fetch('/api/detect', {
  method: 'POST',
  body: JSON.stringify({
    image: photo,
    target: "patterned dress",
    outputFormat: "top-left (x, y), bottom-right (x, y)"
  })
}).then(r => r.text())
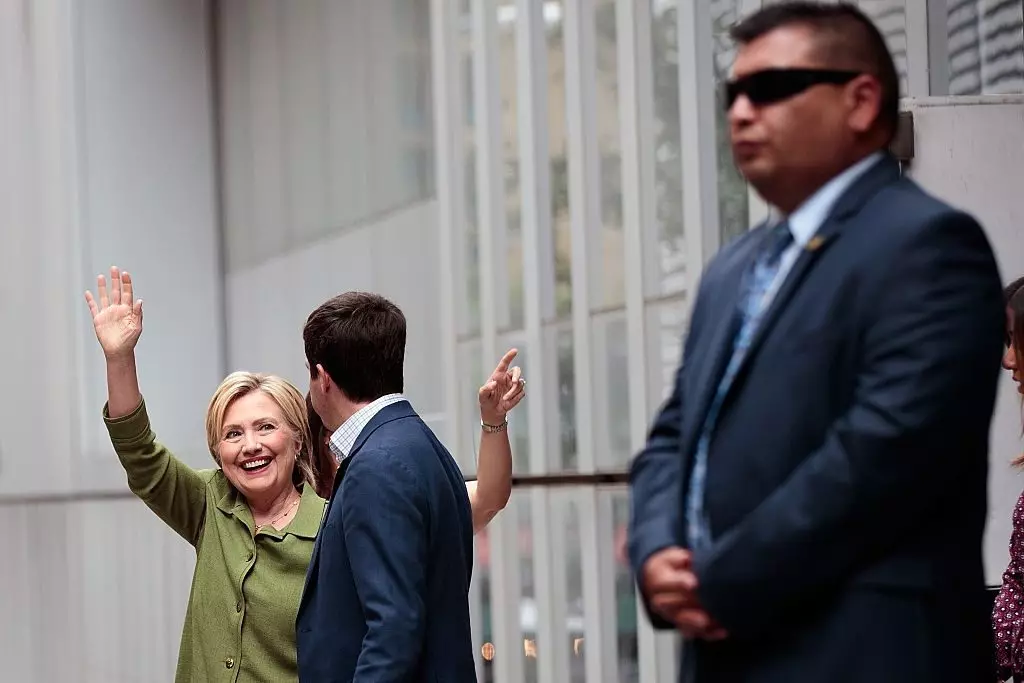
top-left (995, 489), bottom-right (1024, 681)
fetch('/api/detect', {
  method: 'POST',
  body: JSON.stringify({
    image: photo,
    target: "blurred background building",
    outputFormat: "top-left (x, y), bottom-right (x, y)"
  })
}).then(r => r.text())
top-left (0, 0), bottom-right (1022, 681)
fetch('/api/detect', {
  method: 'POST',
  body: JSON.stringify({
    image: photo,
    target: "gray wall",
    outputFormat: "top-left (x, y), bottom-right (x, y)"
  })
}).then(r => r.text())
top-left (1, 0), bottom-right (222, 680)
top-left (906, 98), bottom-right (1024, 585)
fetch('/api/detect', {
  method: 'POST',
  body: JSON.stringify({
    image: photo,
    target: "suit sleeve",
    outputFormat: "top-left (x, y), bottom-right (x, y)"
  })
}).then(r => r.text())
top-left (341, 448), bottom-right (428, 681)
top-left (692, 211), bottom-right (1004, 637)
top-left (628, 288), bottom-right (706, 629)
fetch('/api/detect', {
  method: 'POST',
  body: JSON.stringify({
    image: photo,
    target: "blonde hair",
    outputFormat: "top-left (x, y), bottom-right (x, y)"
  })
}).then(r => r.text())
top-left (205, 371), bottom-right (315, 489)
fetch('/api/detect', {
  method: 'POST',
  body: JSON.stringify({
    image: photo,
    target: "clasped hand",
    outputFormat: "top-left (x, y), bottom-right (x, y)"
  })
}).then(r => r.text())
top-left (642, 546), bottom-right (727, 640)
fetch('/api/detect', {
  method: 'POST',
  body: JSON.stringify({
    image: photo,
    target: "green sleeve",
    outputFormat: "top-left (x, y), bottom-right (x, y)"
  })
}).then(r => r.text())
top-left (104, 399), bottom-right (214, 547)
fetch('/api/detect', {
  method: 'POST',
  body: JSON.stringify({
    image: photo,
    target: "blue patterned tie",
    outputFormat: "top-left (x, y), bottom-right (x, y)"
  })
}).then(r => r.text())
top-left (685, 221), bottom-right (794, 549)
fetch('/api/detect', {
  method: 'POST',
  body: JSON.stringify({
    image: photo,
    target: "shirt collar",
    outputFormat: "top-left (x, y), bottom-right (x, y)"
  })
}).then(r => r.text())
top-left (784, 152), bottom-right (883, 248)
top-left (328, 393), bottom-right (407, 462)
top-left (215, 478), bottom-right (326, 540)
top-left (255, 482), bottom-right (325, 540)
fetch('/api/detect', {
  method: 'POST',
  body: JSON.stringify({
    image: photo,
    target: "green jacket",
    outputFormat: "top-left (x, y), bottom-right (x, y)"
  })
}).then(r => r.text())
top-left (105, 400), bottom-right (326, 683)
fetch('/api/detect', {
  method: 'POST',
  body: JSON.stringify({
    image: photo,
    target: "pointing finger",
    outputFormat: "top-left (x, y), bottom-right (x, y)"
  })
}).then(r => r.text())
top-left (494, 348), bottom-right (518, 375)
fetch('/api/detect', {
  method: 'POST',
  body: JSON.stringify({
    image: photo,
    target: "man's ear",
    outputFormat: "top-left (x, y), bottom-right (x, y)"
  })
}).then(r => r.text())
top-left (316, 364), bottom-right (331, 395)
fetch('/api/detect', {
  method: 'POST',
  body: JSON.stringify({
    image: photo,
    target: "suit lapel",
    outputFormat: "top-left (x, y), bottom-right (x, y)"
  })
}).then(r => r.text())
top-left (725, 154), bottom-right (901, 391)
top-left (298, 400), bottom-right (418, 611)
top-left (689, 237), bottom-right (760, 431)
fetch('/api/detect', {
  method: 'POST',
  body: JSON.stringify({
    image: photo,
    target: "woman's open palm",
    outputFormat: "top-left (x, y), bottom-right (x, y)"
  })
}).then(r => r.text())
top-left (84, 266), bottom-right (143, 358)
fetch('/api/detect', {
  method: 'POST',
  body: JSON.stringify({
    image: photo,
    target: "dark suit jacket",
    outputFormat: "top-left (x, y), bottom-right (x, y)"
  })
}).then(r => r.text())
top-left (296, 401), bottom-right (476, 682)
top-left (628, 155), bottom-right (1005, 682)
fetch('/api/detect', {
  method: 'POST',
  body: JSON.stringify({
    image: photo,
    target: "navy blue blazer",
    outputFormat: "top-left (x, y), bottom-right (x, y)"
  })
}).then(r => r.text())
top-left (628, 155), bottom-right (1005, 682)
top-left (296, 401), bottom-right (476, 682)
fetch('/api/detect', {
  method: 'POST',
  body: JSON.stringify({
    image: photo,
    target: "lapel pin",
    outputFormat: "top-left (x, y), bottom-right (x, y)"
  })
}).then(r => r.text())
top-left (805, 236), bottom-right (826, 252)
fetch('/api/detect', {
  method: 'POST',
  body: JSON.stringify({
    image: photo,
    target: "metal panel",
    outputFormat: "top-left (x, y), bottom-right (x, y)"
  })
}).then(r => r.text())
top-left (471, 3), bottom-right (525, 682)
top-left (678, 0), bottom-right (722, 278)
top-left (613, 0), bottom-right (660, 680)
top-left (512, 1), bottom-right (571, 682)
top-left (617, 4), bottom-right (678, 680)
top-left (562, 1), bottom-right (623, 681)
top-left (904, 0), bottom-right (932, 96)
top-left (515, 0), bottom-right (555, 481)
top-left (430, 0), bottom-right (481, 674)
top-left (903, 96), bottom-right (1024, 587)
top-left (925, 0), bottom-right (950, 95)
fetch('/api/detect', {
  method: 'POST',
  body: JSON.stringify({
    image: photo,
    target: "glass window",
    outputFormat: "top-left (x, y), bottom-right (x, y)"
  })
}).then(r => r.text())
top-left (650, 0), bottom-right (686, 297)
top-left (563, 496), bottom-right (586, 682)
top-left (611, 489), bottom-right (639, 682)
top-left (554, 325), bottom-right (578, 471)
top-left (855, 0), bottom-right (910, 96)
top-left (458, 340), bottom-right (484, 471)
top-left (712, 0), bottom-right (752, 247)
top-left (593, 314), bottom-right (632, 469)
top-left (547, 1), bottom-right (574, 321)
top-left (461, 14), bottom-right (482, 336)
top-left (517, 495), bottom-right (539, 682)
top-left (503, 337), bottom-right (533, 474)
top-left (595, 0), bottom-right (626, 310)
top-left (646, 299), bottom-right (687, 410)
top-left (499, 1), bottom-right (525, 331)
top-left (945, 0), bottom-right (1024, 95)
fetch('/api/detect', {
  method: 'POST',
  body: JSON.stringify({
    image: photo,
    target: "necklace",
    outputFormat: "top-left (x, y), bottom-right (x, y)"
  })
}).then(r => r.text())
top-left (254, 494), bottom-right (300, 533)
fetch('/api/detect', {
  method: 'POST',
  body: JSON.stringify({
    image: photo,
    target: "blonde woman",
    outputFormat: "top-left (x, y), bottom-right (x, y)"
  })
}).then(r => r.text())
top-left (84, 267), bottom-right (524, 683)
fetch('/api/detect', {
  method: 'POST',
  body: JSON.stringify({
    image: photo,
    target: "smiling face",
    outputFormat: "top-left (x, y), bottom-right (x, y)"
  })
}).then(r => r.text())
top-left (216, 391), bottom-right (300, 502)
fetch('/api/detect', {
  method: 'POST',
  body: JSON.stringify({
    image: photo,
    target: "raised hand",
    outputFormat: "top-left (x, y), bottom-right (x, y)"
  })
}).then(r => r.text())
top-left (478, 348), bottom-right (526, 425)
top-left (84, 266), bottom-right (144, 359)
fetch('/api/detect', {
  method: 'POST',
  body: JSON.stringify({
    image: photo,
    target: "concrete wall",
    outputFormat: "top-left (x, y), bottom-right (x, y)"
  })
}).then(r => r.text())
top-left (0, 0), bottom-right (222, 680)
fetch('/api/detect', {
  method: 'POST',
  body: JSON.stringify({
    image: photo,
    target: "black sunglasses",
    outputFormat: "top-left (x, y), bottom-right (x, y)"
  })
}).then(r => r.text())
top-left (722, 68), bottom-right (860, 110)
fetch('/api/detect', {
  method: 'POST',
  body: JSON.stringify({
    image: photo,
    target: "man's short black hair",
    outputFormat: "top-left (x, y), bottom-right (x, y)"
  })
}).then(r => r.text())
top-left (730, 1), bottom-right (900, 140)
top-left (303, 291), bottom-right (406, 402)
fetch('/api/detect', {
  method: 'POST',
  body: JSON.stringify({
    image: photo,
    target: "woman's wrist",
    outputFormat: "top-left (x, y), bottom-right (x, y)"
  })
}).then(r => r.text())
top-left (480, 413), bottom-right (507, 430)
top-left (104, 350), bottom-right (137, 366)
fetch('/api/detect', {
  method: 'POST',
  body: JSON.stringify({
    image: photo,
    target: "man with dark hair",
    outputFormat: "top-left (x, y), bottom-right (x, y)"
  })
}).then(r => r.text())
top-left (296, 291), bottom-right (476, 682)
top-left (629, 2), bottom-right (1004, 681)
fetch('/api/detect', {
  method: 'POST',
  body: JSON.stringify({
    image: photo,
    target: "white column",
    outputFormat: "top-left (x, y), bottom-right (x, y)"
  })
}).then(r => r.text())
top-left (431, 0), bottom-right (482, 674)
top-left (516, 0), bottom-right (572, 676)
top-left (904, 0), bottom-right (934, 97)
top-left (471, 2), bottom-right (526, 682)
top-left (678, 0), bottom-right (722, 279)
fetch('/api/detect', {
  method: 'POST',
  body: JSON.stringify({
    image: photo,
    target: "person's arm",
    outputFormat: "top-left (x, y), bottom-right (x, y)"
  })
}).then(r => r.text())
top-left (692, 212), bottom-right (1005, 638)
top-left (342, 448), bottom-right (428, 681)
top-left (466, 348), bottom-right (525, 533)
top-left (994, 494), bottom-right (1024, 682)
top-left (104, 395), bottom-right (211, 546)
top-left (627, 356), bottom-right (686, 630)
top-left (87, 267), bottom-right (209, 546)
top-left (626, 264), bottom-right (717, 632)
top-left (467, 427), bottom-right (512, 534)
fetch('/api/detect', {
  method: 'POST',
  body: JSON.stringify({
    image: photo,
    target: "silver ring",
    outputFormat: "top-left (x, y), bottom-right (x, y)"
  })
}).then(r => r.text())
top-left (519, 378), bottom-right (526, 387)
